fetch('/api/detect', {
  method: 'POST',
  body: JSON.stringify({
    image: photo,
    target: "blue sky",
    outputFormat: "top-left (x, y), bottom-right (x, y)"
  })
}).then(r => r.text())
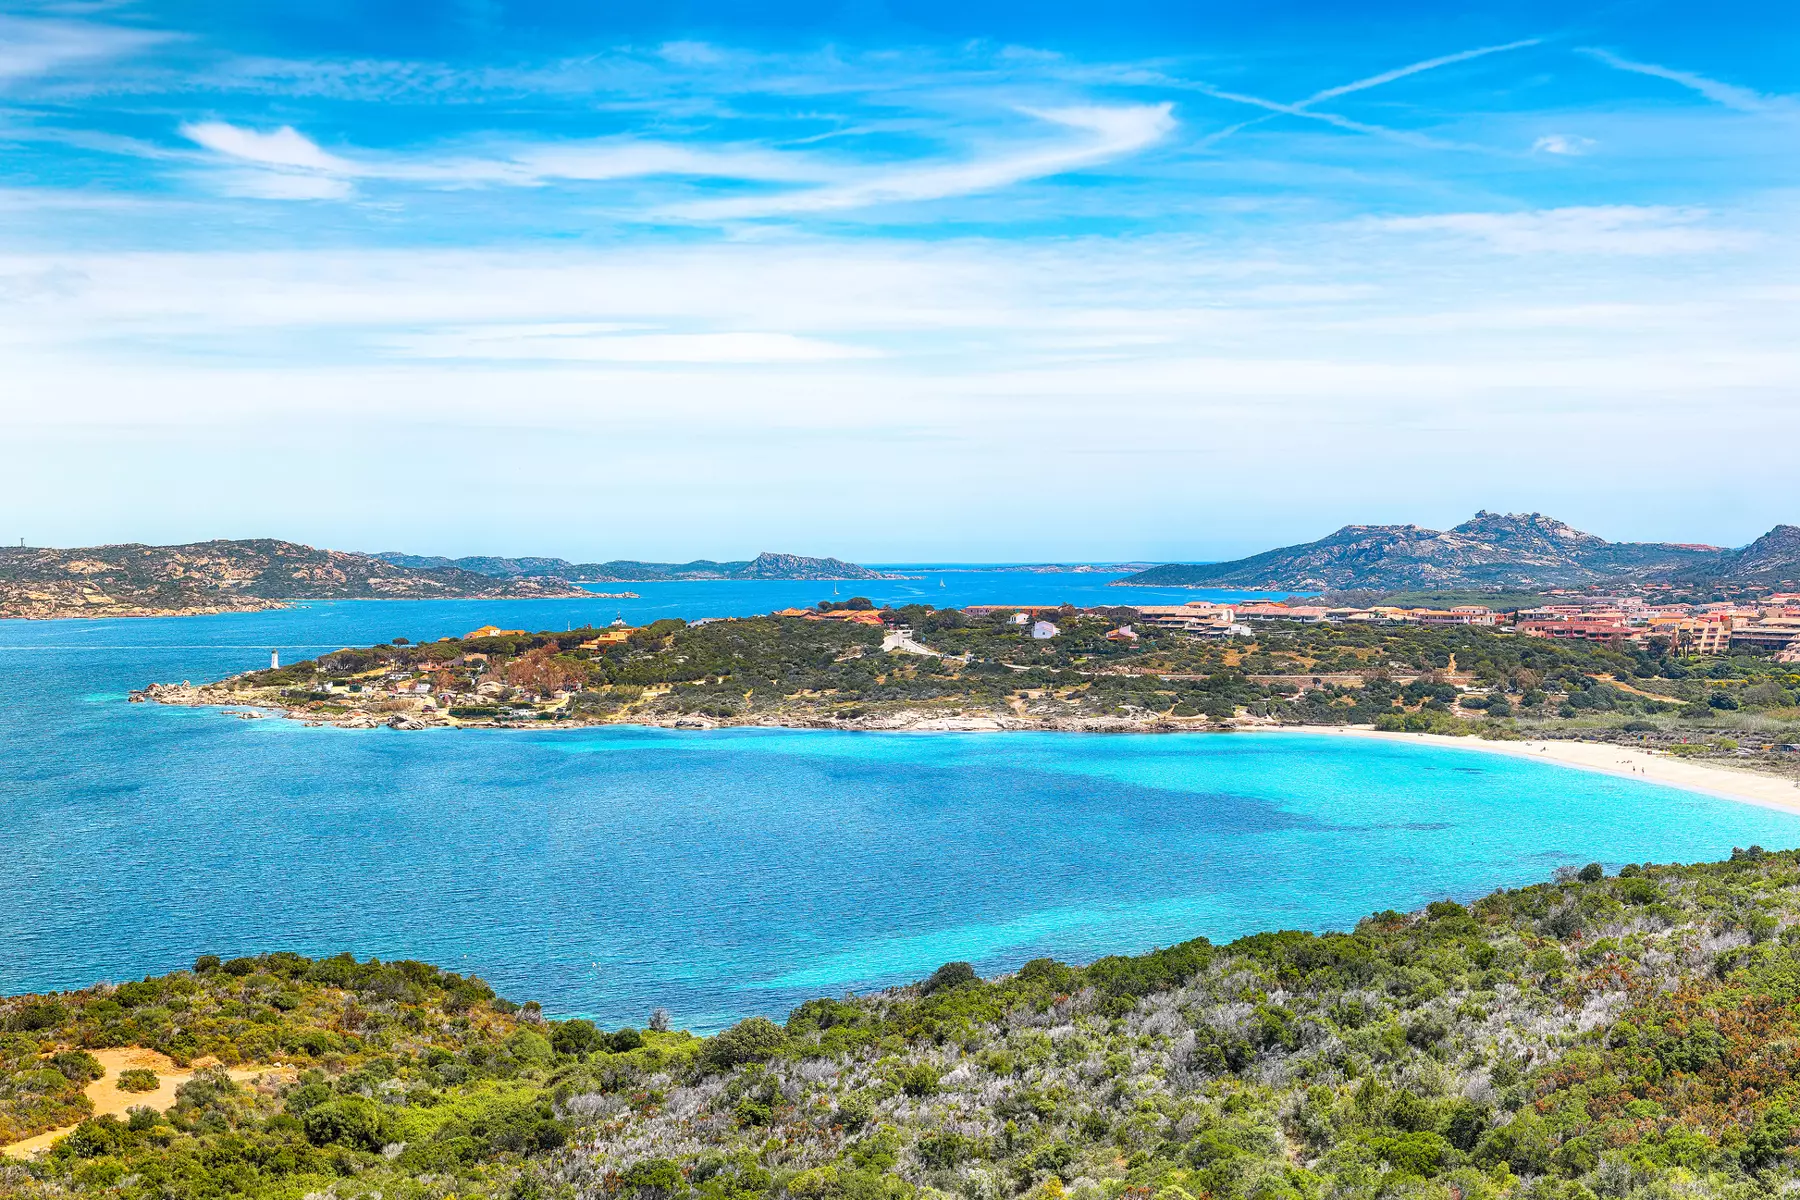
top-left (2, 0), bottom-right (1796, 561)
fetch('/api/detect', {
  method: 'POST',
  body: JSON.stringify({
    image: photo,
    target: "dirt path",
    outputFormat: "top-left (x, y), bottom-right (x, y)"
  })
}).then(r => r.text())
top-left (2, 1048), bottom-right (288, 1160)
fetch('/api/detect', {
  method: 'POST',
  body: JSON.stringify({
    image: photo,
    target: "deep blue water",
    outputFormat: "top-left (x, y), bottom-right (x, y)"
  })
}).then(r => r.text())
top-left (4, 571), bottom-right (1799, 1032)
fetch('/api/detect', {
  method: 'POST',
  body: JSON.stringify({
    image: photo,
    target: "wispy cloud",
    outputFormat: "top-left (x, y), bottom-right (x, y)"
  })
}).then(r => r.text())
top-left (675, 103), bottom-right (1176, 218)
top-left (175, 104), bottom-right (1175, 215)
top-left (0, 13), bottom-right (171, 83)
top-left (1532, 133), bottom-right (1595, 156)
top-left (1373, 205), bottom-right (1749, 255)
top-left (1579, 48), bottom-right (1774, 112)
top-left (178, 120), bottom-right (833, 198)
top-left (1180, 39), bottom-right (1541, 152)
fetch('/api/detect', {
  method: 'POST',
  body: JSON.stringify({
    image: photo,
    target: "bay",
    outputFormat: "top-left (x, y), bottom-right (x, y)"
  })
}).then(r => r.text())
top-left (4, 571), bottom-right (1797, 1032)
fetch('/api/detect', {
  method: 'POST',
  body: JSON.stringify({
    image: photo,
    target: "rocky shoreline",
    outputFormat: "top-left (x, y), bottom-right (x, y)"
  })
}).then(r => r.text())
top-left (131, 680), bottom-right (1228, 734)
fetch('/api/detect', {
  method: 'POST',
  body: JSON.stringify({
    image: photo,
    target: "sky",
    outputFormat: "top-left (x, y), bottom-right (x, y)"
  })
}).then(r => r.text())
top-left (1, 0), bottom-right (1796, 563)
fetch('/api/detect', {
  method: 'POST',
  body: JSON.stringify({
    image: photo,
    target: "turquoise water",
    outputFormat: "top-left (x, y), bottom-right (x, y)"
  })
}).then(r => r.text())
top-left (4, 573), bottom-right (1798, 1031)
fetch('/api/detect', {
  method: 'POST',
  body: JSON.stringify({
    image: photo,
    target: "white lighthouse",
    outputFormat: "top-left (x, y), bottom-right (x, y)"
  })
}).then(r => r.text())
top-left (270, 649), bottom-right (280, 669)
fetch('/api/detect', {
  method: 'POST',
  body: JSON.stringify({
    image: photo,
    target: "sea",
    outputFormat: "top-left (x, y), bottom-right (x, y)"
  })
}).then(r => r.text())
top-left (4, 569), bottom-right (1798, 1031)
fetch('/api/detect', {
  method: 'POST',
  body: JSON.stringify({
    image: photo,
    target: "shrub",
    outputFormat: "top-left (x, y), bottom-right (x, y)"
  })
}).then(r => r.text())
top-left (301, 1096), bottom-right (389, 1150)
top-left (702, 1016), bottom-right (785, 1069)
top-left (52, 1050), bottom-right (104, 1084)
top-left (550, 1018), bottom-right (602, 1056)
top-left (921, 961), bottom-right (978, 994)
top-left (116, 1068), bottom-right (159, 1093)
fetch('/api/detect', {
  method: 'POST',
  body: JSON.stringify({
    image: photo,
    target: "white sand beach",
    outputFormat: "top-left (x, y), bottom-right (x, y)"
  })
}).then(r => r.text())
top-left (1292, 726), bottom-right (1800, 816)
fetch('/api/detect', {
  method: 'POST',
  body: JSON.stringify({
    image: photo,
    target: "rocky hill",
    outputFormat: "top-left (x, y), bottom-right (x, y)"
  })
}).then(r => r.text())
top-left (1119, 511), bottom-right (1727, 590)
top-left (0, 539), bottom-right (585, 619)
top-left (1668, 524), bottom-right (1800, 586)
top-left (377, 549), bottom-right (895, 582)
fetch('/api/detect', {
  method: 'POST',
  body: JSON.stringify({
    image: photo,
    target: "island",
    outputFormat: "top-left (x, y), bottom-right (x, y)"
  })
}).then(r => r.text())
top-left (137, 597), bottom-right (1800, 782)
top-left (0, 543), bottom-right (895, 620)
top-left (6, 850), bottom-right (1800, 1200)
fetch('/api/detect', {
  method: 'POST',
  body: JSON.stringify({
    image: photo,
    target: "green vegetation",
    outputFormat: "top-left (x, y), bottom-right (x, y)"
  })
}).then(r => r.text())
top-left (171, 607), bottom-right (1800, 770)
top-left (17, 852), bottom-right (1800, 1200)
top-left (113, 1069), bottom-right (157, 1094)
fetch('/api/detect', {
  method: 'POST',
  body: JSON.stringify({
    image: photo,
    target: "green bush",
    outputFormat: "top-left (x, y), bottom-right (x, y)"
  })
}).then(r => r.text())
top-left (115, 1068), bottom-right (158, 1093)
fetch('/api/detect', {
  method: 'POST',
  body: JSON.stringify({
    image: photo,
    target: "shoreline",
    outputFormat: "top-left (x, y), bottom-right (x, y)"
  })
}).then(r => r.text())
top-left (143, 684), bottom-right (1800, 816)
top-left (1287, 725), bottom-right (1800, 816)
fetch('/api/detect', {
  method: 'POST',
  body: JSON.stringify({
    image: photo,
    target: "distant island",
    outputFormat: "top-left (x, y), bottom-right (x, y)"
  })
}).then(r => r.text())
top-left (0, 542), bottom-right (895, 619)
top-left (0, 539), bottom-right (587, 620)
top-left (1118, 510), bottom-right (1800, 593)
top-left (376, 549), bottom-right (899, 583)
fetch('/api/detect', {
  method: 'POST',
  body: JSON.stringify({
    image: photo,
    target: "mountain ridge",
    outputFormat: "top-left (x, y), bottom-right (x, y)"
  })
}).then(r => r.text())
top-left (1117, 510), bottom-right (1781, 591)
top-left (374, 549), bottom-right (895, 582)
top-left (0, 539), bottom-right (586, 619)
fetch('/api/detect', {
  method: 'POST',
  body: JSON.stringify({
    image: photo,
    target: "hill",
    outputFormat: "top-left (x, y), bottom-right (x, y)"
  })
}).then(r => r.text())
top-left (376, 549), bottom-right (895, 582)
top-left (10, 851), bottom-right (1800, 1200)
top-left (1668, 524), bottom-right (1800, 586)
top-left (1119, 511), bottom-right (1728, 590)
top-left (0, 539), bottom-right (585, 619)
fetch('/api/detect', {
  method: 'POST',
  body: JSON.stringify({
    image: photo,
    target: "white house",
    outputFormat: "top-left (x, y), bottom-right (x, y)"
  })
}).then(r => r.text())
top-left (1031, 620), bottom-right (1059, 639)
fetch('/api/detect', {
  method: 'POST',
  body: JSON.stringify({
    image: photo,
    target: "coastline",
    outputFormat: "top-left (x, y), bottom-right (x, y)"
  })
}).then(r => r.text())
top-left (1288, 725), bottom-right (1800, 817)
top-left (141, 681), bottom-right (1800, 817)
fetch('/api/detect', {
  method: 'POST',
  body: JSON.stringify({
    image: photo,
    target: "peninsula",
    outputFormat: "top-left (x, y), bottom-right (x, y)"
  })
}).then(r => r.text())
top-left (139, 596), bottom-right (1800, 786)
top-left (9, 850), bottom-right (1800, 1200)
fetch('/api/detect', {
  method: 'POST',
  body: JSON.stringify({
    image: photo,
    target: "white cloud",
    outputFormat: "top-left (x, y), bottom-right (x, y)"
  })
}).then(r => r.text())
top-left (172, 105), bottom-right (1174, 214)
top-left (1532, 133), bottom-right (1595, 156)
top-left (386, 327), bottom-right (878, 363)
top-left (676, 103), bottom-right (1175, 218)
top-left (1579, 48), bottom-right (1774, 113)
top-left (1372, 206), bottom-right (1748, 256)
top-left (180, 121), bottom-right (353, 172)
top-left (0, 14), bottom-right (170, 84)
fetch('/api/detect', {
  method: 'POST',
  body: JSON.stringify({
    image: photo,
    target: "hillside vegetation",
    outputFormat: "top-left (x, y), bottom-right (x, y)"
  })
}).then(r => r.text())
top-left (11, 853), bottom-right (1800, 1200)
top-left (0, 541), bottom-right (583, 619)
top-left (150, 607), bottom-right (1800, 770)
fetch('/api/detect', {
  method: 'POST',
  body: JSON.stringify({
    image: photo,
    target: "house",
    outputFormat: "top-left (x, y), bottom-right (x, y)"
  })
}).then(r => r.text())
top-left (579, 630), bottom-right (631, 649)
top-left (1410, 606), bottom-right (1497, 627)
top-left (1133, 603), bottom-right (1235, 631)
top-left (1011, 612), bottom-right (1031, 625)
top-left (1105, 625), bottom-right (1139, 642)
top-left (463, 625), bottom-right (527, 639)
top-left (1031, 620), bottom-right (1060, 639)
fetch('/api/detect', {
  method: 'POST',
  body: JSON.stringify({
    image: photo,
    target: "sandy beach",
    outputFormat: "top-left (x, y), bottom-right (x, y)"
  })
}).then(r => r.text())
top-left (1292, 726), bottom-right (1800, 817)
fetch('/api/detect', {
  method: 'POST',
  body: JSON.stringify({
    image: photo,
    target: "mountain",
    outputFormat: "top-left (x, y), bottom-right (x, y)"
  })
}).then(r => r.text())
top-left (1117, 511), bottom-right (1725, 591)
top-left (375, 550), bottom-right (894, 582)
top-left (0, 539), bottom-right (586, 619)
top-left (1669, 524), bottom-right (1800, 586)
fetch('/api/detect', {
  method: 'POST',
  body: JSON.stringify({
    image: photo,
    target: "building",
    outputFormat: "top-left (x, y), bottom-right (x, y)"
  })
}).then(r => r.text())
top-left (1234, 603), bottom-right (1331, 622)
top-left (1031, 620), bottom-right (1060, 640)
top-left (579, 630), bottom-right (631, 649)
top-left (1516, 616), bottom-right (1645, 644)
top-left (1731, 618), bottom-right (1800, 654)
top-left (1648, 614), bottom-right (1738, 655)
top-left (463, 625), bottom-right (527, 639)
top-left (963, 604), bottom-right (1063, 617)
top-left (1132, 603), bottom-right (1235, 632)
top-left (1105, 625), bottom-right (1139, 642)
top-left (1410, 606), bottom-right (1497, 626)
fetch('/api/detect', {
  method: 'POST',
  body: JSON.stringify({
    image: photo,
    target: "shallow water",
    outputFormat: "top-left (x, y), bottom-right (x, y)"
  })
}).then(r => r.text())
top-left (4, 574), bottom-right (1797, 1030)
